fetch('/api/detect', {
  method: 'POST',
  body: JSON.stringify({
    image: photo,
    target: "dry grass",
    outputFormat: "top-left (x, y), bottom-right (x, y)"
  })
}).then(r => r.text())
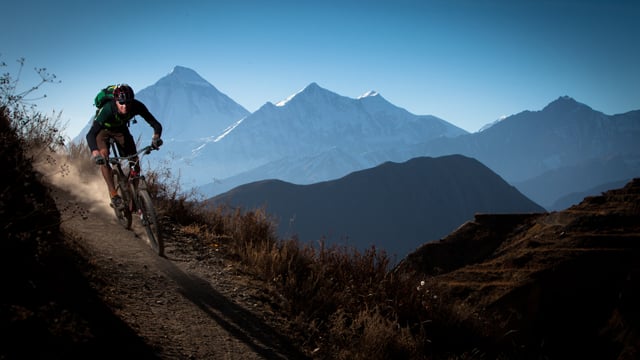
top-left (162, 198), bottom-right (444, 358)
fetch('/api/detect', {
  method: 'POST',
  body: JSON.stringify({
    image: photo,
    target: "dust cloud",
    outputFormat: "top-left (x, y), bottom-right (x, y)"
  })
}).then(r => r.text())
top-left (35, 150), bottom-right (114, 219)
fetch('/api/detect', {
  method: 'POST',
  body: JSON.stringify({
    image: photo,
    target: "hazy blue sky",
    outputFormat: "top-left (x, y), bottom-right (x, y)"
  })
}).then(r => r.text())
top-left (2, 0), bottom-right (638, 138)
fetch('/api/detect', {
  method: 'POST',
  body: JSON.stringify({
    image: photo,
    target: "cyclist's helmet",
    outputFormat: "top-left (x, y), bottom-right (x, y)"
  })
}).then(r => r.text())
top-left (113, 84), bottom-right (135, 104)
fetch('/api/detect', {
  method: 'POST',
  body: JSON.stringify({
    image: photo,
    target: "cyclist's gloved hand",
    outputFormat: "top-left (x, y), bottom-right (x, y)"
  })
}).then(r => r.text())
top-left (93, 154), bottom-right (106, 165)
top-left (151, 137), bottom-right (163, 150)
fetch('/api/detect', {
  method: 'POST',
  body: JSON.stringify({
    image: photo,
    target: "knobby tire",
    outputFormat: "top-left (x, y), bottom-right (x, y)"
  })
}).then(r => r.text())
top-left (137, 189), bottom-right (163, 256)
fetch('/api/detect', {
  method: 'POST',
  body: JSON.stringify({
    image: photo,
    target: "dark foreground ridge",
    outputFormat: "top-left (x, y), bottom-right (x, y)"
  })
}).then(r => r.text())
top-left (0, 110), bottom-right (158, 359)
top-left (395, 178), bottom-right (640, 359)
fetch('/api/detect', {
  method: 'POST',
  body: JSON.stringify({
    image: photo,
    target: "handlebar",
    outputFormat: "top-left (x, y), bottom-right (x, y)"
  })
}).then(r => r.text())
top-left (108, 145), bottom-right (158, 164)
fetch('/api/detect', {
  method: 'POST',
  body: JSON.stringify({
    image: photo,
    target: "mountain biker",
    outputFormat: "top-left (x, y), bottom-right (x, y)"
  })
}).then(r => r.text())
top-left (86, 84), bottom-right (163, 209)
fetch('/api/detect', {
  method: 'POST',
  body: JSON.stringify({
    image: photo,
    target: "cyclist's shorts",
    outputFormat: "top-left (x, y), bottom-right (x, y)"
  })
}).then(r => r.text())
top-left (96, 128), bottom-right (137, 157)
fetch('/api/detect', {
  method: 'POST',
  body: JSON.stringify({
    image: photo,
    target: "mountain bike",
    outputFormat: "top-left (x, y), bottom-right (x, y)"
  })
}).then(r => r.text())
top-left (108, 138), bottom-right (164, 256)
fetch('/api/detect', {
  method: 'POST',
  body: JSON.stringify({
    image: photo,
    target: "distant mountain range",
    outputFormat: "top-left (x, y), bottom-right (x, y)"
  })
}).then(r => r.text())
top-left (211, 155), bottom-right (546, 258)
top-left (415, 96), bottom-right (640, 209)
top-left (74, 65), bottom-right (640, 212)
top-left (194, 82), bottom-right (468, 195)
top-left (76, 66), bottom-right (469, 191)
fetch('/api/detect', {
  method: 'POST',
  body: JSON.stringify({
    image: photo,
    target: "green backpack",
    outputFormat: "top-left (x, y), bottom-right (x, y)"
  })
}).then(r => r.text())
top-left (93, 85), bottom-right (117, 108)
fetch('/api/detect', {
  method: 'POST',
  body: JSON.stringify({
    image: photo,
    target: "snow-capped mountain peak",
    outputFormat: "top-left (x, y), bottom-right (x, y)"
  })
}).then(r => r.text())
top-left (358, 90), bottom-right (379, 99)
top-left (275, 86), bottom-right (305, 107)
top-left (133, 66), bottom-right (250, 141)
top-left (156, 65), bottom-right (211, 87)
top-left (275, 82), bottom-right (327, 107)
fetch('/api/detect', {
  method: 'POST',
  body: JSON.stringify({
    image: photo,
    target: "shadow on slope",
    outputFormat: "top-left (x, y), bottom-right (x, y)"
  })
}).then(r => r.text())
top-left (0, 110), bottom-right (158, 359)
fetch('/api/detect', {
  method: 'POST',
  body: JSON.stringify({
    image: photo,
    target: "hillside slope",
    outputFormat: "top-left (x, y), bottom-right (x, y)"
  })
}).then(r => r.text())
top-left (395, 178), bottom-right (640, 358)
top-left (0, 110), bottom-right (305, 359)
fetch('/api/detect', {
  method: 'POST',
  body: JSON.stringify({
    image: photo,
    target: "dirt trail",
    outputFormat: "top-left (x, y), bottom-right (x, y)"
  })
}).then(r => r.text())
top-left (45, 163), bottom-right (305, 359)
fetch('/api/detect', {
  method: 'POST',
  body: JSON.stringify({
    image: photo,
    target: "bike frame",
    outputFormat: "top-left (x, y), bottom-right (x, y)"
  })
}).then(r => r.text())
top-left (108, 138), bottom-right (164, 256)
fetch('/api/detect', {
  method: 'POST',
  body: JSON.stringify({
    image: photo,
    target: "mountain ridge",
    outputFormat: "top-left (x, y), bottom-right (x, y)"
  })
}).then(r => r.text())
top-left (416, 96), bottom-right (640, 207)
top-left (211, 154), bottom-right (545, 258)
top-left (177, 81), bottom-right (468, 189)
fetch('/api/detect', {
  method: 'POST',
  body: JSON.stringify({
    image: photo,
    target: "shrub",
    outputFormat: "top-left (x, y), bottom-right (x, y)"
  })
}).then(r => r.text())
top-left (1, 57), bottom-right (63, 153)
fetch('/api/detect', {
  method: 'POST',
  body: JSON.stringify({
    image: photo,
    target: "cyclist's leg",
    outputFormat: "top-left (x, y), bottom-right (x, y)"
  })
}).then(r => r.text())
top-left (96, 129), bottom-right (117, 197)
top-left (117, 130), bottom-right (140, 174)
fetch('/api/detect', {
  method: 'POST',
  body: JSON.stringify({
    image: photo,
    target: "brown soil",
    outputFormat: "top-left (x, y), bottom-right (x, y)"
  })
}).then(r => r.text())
top-left (43, 176), bottom-right (309, 359)
top-left (395, 178), bottom-right (640, 359)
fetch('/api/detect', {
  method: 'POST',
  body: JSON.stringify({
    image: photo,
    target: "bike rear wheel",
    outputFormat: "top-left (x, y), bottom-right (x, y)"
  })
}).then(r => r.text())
top-left (113, 171), bottom-right (132, 229)
top-left (137, 189), bottom-right (163, 256)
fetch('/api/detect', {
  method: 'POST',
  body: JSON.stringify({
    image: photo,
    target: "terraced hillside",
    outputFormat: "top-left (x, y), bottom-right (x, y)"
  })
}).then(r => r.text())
top-left (396, 179), bottom-right (640, 358)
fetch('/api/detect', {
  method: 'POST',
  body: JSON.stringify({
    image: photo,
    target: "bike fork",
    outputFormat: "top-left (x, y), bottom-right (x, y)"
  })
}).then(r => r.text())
top-left (131, 195), bottom-right (148, 225)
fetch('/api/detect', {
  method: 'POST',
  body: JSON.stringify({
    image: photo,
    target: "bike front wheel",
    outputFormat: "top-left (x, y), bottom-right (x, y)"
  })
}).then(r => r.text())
top-left (137, 189), bottom-right (163, 256)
